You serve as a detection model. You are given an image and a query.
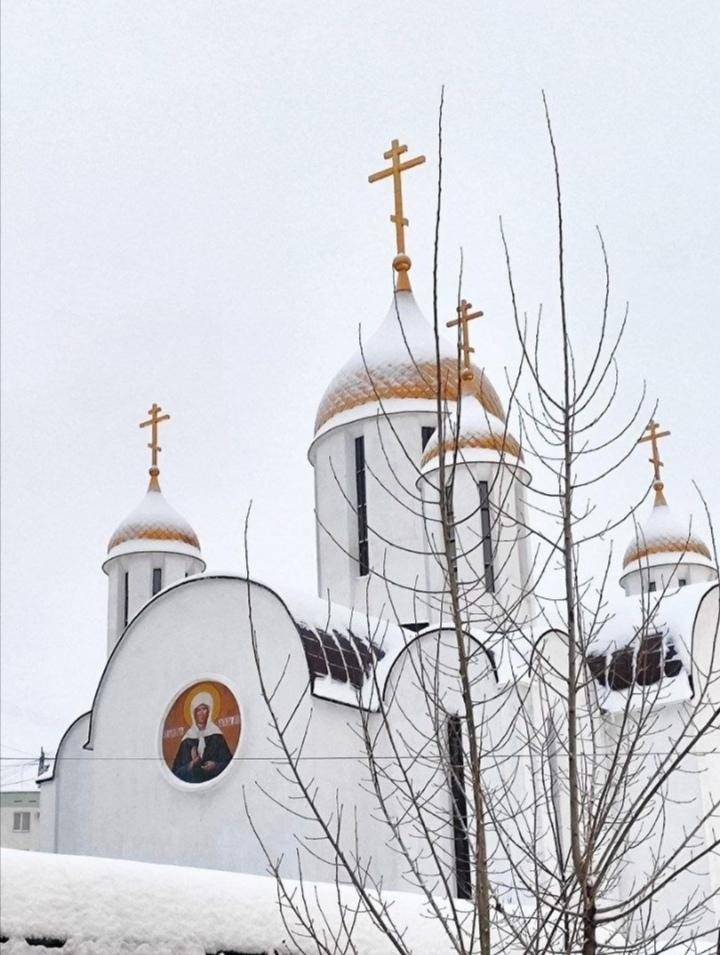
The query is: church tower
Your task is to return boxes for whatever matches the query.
[418,384,532,631]
[102,404,205,654]
[308,139,529,627]
[620,420,715,596]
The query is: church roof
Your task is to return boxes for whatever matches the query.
[313,290,505,437]
[106,475,202,563]
[584,581,714,711]
[622,488,712,572]
[420,394,523,471]
[282,590,407,708]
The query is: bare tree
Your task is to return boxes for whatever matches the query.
[241,93,720,955]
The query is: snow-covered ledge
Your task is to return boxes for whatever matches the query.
[1,849,528,955]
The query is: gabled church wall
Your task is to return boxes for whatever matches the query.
[53,578,311,874]
[379,628,539,901]
[49,576,434,888]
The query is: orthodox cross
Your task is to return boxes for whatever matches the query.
[368,139,426,292]
[447,299,484,381]
[638,418,670,502]
[140,403,170,487]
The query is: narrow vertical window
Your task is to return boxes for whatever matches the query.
[355,436,369,576]
[123,571,129,627]
[444,484,457,576]
[648,580,657,593]
[421,425,435,451]
[478,481,495,593]
[152,567,163,595]
[447,715,471,900]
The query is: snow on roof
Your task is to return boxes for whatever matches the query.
[105,482,203,565]
[622,496,712,573]
[587,581,711,661]
[279,585,410,710]
[0,849,524,955]
[313,290,505,438]
[584,582,714,711]
[419,394,525,475]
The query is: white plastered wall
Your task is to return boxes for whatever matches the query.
[620,558,716,598]
[104,551,205,655]
[42,577,417,889]
[311,409,439,625]
[418,457,532,629]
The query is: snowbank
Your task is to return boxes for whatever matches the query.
[0,849,518,955]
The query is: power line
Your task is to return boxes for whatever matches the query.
[2,752,718,763]
[0,744,36,757]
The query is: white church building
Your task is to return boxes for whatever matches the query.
[35,139,719,945]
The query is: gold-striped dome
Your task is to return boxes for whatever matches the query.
[623,490,711,569]
[107,480,201,558]
[314,291,505,435]
[421,398,522,469]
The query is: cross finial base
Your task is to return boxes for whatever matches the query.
[393,254,412,292]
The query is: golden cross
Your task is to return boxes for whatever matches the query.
[139,403,170,485]
[368,139,426,292]
[638,419,670,497]
[447,299,484,381]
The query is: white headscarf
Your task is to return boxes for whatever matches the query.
[182,691,223,758]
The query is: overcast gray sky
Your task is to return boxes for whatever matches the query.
[2,1,719,789]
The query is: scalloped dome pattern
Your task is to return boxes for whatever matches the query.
[421,398,522,468]
[314,292,505,434]
[623,500,711,569]
[107,486,201,554]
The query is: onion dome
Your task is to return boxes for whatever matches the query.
[314,291,505,436]
[622,485,712,573]
[420,393,524,473]
[105,467,202,563]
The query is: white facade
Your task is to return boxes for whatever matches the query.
[103,547,205,654]
[1,791,41,851]
[311,409,439,623]
[35,272,719,944]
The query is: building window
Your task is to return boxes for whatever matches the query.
[444,484,457,576]
[354,436,369,576]
[13,811,30,832]
[648,580,657,593]
[478,481,495,593]
[123,571,129,627]
[152,567,163,595]
[447,716,471,900]
[421,425,435,451]
[678,578,687,587]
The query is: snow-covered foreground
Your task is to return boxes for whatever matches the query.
[0,848,514,955]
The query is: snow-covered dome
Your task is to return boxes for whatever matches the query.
[106,471,202,562]
[622,487,712,572]
[314,290,505,436]
[420,393,523,472]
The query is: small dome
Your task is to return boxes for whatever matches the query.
[106,478,202,562]
[420,394,523,471]
[314,291,505,436]
[623,490,712,571]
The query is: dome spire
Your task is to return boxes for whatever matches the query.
[368,138,426,292]
[638,418,671,507]
[447,298,484,382]
[139,402,170,491]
